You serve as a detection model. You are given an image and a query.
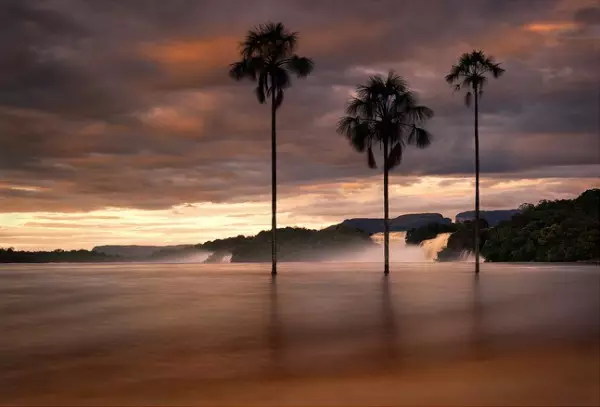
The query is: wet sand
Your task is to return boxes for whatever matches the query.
[1,263,599,405]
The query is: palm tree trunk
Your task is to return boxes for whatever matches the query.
[383,140,390,275]
[271,90,277,276]
[474,88,480,274]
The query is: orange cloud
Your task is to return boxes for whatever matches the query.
[140,36,238,67]
[140,106,205,134]
[140,20,389,71]
[524,22,579,33]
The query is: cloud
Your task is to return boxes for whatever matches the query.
[0,0,598,247]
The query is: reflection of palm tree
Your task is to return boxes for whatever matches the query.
[469,274,485,358]
[266,275,284,376]
[229,22,314,276]
[445,50,505,274]
[381,275,398,363]
[338,71,433,274]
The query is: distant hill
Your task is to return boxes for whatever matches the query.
[455,209,520,227]
[230,225,374,262]
[93,245,193,258]
[336,213,452,234]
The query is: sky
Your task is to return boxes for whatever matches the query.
[0,0,599,250]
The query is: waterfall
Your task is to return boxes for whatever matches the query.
[420,233,451,261]
[336,231,449,262]
[370,231,450,262]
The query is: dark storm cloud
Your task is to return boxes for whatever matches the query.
[0,0,598,212]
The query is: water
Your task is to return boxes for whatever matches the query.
[1,263,599,405]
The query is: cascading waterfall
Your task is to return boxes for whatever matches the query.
[337,231,450,262]
[420,233,452,261]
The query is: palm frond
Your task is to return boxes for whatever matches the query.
[402,104,433,124]
[336,116,358,138]
[276,67,291,89]
[285,55,314,78]
[386,70,409,93]
[346,97,373,118]
[255,86,265,104]
[445,66,461,85]
[477,75,488,94]
[408,126,432,149]
[367,146,377,169]
[357,75,387,100]
[465,91,472,107]
[337,116,373,154]
[241,29,264,59]
[490,63,505,78]
[274,88,284,109]
[229,60,249,80]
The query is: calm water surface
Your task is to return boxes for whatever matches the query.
[1,262,599,405]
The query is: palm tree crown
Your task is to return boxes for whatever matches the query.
[445,50,505,106]
[337,71,433,170]
[229,22,314,108]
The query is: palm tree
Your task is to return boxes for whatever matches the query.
[445,50,504,274]
[229,22,314,276]
[337,71,434,275]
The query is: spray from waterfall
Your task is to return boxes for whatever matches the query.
[324,231,449,262]
[420,233,451,261]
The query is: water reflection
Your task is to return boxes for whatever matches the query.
[2,264,597,405]
[469,273,486,359]
[266,274,284,376]
[381,274,399,365]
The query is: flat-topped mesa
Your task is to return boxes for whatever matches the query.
[338,213,452,234]
[455,209,520,227]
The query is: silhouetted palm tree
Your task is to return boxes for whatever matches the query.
[445,50,504,274]
[337,71,433,275]
[229,22,314,275]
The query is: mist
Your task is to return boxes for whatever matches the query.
[323,232,452,263]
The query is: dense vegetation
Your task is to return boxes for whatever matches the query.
[482,189,599,262]
[230,226,374,262]
[0,248,120,263]
[436,220,489,261]
[433,189,599,262]
[455,209,520,226]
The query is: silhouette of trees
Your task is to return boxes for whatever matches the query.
[445,50,504,273]
[337,71,433,274]
[0,248,118,263]
[229,22,314,275]
[482,189,600,262]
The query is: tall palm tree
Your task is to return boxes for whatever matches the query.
[229,22,314,275]
[337,71,434,275]
[445,50,504,274]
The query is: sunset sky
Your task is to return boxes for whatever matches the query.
[1,0,599,250]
